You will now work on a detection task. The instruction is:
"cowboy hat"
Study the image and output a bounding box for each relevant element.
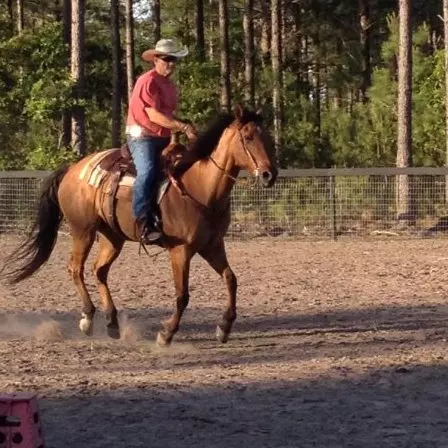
[141,39,189,62]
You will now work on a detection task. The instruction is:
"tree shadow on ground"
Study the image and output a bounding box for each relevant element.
[38,363,448,448]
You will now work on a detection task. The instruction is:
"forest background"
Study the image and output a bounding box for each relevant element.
[0,0,443,172]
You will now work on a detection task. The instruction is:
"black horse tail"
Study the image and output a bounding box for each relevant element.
[1,165,69,284]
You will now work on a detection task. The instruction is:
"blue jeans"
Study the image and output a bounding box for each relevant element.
[127,135,170,219]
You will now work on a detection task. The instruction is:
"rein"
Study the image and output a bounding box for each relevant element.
[209,157,238,182]
[167,172,210,214]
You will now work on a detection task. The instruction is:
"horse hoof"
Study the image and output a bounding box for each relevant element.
[79,316,93,336]
[107,326,121,340]
[156,331,171,347]
[216,325,229,343]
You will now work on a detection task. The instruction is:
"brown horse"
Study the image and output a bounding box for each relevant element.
[1,105,278,346]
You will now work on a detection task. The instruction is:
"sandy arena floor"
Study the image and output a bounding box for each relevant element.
[1,235,448,447]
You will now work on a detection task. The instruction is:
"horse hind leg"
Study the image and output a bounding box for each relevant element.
[92,231,124,339]
[68,231,96,336]
[157,245,193,347]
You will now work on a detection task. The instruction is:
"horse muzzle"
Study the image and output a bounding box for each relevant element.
[256,167,278,188]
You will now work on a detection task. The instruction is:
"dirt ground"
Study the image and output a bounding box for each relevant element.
[1,235,448,447]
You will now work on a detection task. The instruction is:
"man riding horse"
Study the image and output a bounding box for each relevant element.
[126,38,197,244]
[1,43,278,344]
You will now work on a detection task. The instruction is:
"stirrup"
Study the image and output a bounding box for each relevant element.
[138,220,163,245]
[142,229,163,243]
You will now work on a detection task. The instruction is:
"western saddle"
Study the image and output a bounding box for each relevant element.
[91,139,189,239]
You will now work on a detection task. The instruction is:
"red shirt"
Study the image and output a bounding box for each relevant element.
[126,69,178,138]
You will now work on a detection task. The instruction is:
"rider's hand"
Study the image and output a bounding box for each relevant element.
[177,121,197,141]
[184,124,197,141]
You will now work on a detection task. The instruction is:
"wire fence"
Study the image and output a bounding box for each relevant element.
[0,172,49,234]
[1,168,448,240]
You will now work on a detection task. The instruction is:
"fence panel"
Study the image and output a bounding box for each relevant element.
[1,169,448,240]
[0,172,48,233]
[230,172,448,239]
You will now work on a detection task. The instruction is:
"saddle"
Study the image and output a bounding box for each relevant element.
[99,144,136,177]
[96,139,188,179]
[87,141,189,238]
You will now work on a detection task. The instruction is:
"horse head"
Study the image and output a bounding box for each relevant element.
[227,104,278,187]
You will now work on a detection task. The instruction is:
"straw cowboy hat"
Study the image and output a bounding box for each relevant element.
[141,39,189,62]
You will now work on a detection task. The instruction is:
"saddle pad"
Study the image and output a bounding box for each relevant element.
[79,149,117,188]
[79,152,171,205]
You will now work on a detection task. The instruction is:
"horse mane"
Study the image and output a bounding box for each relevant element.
[169,107,263,177]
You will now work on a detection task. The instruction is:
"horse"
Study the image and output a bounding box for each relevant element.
[1,105,278,346]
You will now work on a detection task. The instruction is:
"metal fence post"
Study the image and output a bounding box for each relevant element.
[329,174,337,241]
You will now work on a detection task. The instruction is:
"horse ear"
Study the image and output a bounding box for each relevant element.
[233,104,244,121]
[254,103,264,123]
[254,100,266,118]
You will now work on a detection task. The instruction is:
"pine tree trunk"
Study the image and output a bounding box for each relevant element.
[311,1,321,152]
[259,0,271,67]
[54,0,61,21]
[153,0,161,43]
[7,0,13,34]
[125,0,135,104]
[195,0,205,60]
[280,0,285,68]
[359,0,371,102]
[16,0,23,34]
[209,0,215,60]
[444,0,448,204]
[55,0,68,149]
[111,0,122,148]
[292,3,302,86]
[312,47,321,141]
[63,0,71,55]
[334,38,343,109]
[302,35,310,96]
[219,0,231,111]
[182,5,192,48]
[243,0,255,106]
[271,0,282,156]
[396,0,413,221]
[71,0,86,156]
[62,0,71,148]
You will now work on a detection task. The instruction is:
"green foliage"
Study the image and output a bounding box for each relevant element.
[321,18,448,168]
[175,60,221,124]
[0,1,448,171]
[26,144,78,170]
[0,13,116,169]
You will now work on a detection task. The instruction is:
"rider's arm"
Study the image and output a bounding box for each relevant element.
[145,107,188,132]
[142,77,189,133]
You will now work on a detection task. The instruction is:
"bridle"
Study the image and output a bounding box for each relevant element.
[167,123,263,212]
[209,126,260,182]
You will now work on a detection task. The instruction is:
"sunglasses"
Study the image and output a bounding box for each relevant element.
[158,56,177,63]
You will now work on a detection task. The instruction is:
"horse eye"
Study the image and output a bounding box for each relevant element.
[244,134,254,141]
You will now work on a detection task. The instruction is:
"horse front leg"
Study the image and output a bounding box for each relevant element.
[199,239,237,343]
[156,245,193,347]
